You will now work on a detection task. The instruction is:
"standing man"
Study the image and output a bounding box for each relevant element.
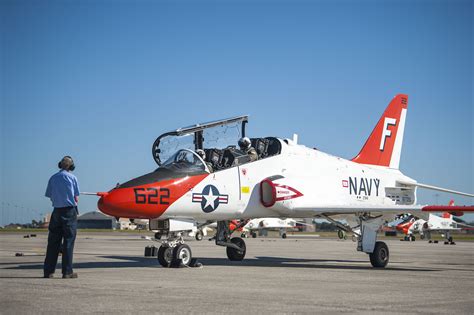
[44,156,80,279]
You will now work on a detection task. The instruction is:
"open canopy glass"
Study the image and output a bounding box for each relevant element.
[152,115,248,165]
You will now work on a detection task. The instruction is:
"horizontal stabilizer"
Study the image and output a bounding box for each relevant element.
[422,205,474,212]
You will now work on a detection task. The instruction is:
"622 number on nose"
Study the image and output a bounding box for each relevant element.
[134,188,170,205]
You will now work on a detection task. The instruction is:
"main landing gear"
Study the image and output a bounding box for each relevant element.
[216,221,247,261]
[320,213,389,268]
[153,219,247,267]
[427,232,456,245]
[369,241,389,268]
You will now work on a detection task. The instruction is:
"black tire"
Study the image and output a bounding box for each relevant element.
[251,232,257,238]
[410,235,416,242]
[369,241,389,268]
[241,233,247,238]
[195,230,203,241]
[171,244,192,267]
[337,230,345,239]
[157,245,173,267]
[281,233,287,239]
[154,232,162,240]
[226,237,246,261]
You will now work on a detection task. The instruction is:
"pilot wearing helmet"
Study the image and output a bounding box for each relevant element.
[238,137,258,162]
[196,149,214,173]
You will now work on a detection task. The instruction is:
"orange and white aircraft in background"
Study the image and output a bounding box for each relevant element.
[240,218,308,239]
[86,94,474,268]
[390,201,474,244]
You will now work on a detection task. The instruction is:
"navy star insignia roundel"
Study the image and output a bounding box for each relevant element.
[192,185,228,213]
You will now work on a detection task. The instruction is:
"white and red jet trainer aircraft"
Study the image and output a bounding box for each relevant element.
[390,201,474,244]
[93,94,474,268]
[241,218,308,239]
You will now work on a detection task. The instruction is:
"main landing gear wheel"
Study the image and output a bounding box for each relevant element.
[226,237,246,261]
[170,244,192,267]
[369,241,389,268]
[195,230,203,241]
[157,245,173,267]
[251,232,257,238]
[281,233,287,239]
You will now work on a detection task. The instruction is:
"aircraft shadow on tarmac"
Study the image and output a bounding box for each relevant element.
[2,255,442,272]
[197,256,441,272]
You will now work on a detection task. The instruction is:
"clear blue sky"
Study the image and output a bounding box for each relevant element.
[1,0,472,225]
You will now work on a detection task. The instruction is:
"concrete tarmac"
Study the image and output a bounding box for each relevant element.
[1,232,473,314]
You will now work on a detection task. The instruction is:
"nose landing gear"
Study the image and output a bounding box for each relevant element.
[156,234,191,267]
[172,244,192,266]
[157,245,173,267]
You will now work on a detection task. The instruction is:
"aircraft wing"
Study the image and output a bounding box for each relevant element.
[294,204,424,214]
[397,181,474,198]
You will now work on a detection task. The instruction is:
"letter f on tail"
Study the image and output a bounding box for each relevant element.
[352,94,408,169]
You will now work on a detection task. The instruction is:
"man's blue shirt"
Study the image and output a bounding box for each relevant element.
[45,170,80,208]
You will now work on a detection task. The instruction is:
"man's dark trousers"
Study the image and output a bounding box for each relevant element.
[44,206,77,276]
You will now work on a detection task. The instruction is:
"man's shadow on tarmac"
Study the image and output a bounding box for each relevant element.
[2,255,443,274]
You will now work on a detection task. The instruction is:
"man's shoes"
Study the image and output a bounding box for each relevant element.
[43,273,54,278]
[62,273,78,279]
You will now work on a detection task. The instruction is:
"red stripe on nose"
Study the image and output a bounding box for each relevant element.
[97,173,209,219]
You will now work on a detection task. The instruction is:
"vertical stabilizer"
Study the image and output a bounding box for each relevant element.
[352,94,408,169]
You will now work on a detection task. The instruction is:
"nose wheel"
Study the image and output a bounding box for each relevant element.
[158,244,193,267]
[172,244,192,266]
[157,245,173,267]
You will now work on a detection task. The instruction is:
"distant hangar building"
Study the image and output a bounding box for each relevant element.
[77,211,117,229]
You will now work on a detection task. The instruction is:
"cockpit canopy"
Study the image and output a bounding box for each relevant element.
[151,115,282,173]
[152,115,248,166]
[161,149,207,173]
[119,117,284,188]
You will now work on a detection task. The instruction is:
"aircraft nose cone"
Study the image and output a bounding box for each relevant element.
[96,186,169,219]
[97,189,125,218]
[97,193,114,217]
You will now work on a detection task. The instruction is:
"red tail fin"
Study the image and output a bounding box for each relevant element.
[352,94,408,168]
